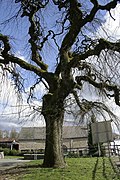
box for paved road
[0,159,30,171]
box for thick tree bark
[42,94,66,168]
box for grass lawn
[2,157,120,180]
[5,155,24,159]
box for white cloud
[0,83,46,130]
[0,54,46,130]
[97,4,120,40]
[96,4,120,125]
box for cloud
[97,4,120,40]
[96,4,120,111]
[0,118,20,131]
[0,85,46,130]
[0,53,46,130]
[0,78,46,129]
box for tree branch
[99,0,118,11]
[0,54,43,75]
[83,0,119,25]
[75,75,120,106]
[0,33,61,93]
[60,0,83,52]
[57,0,119,76]
[17,2,48,70]
[72,89,118,121]
[68,38,120,69]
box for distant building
[0,138,19,150]
[18,126,88,153]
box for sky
[0,1,120,134]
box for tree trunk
[42,94,66,168]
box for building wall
[19,140,45,151]
[19,138,88,151]
[63,138,88,150]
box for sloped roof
[63,126,88,139]
[0,138,15,143]
[19,126,88,140]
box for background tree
[10,128,19,139]
[3,130,9,139]
[0,0,120,168]
[0,129,3,139]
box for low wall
[24,154,44,160]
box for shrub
[67,152,79,158]
[0,148,20,156]
[0,148,3,152]
[2,148,10,155]
[9,149,19,156]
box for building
[0,138,19,150]
[18,126,88,153]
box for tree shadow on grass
[92,157,109,180]
[102,157,109,180]
[92,157,120,180]
[108,157,120,180]
[0,163,42,176]
[92,157,99,180]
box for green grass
[5,155,24,159]
[15,157,119,180]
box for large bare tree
[0,0,120,167]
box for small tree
[0,129,3,139]
[10,128,18,139]
[0,1,120,168]
[3,130,9,139]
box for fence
[65,144,120,158]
